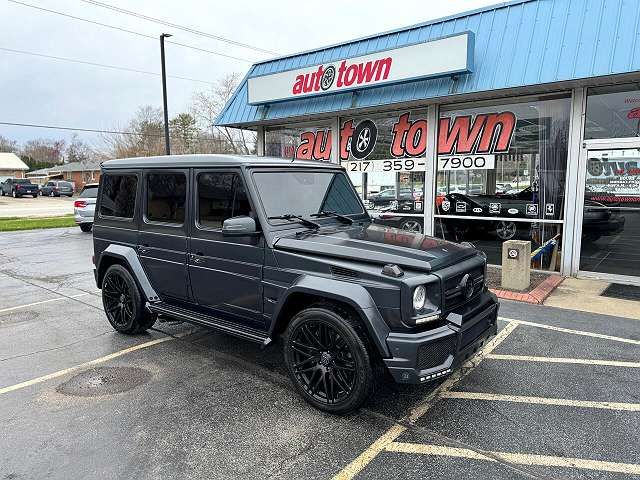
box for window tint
[99,174,137,218]
[79,186,98,198]
[146,173,186,224]
[198,172,252,229]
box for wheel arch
[96,245,159,302]
[269,275,391,357]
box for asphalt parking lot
[1,227,639,479]
[0,194,75,218]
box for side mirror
[222,216,258,236]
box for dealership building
[217,0,640,285]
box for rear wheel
[79,223,92,232]
[283,306,374,414]
[101,264,156,334]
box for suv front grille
[443,266,484,311]
[416,335,457,370]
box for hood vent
[330,265,359,279]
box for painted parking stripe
[0,335,177,395]
[441,391,640,412]
[487,353,640,368]
[0,293,91,314]
[385,442,640,475]
[332,321,519,480]
[499,317,640,345]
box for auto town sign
[247,32,474,104]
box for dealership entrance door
[575,140,640,285]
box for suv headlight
[412,285,426,311]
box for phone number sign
[342,158,428,173]
[438,154,495,171]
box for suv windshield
[254,171,363,224]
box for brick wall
[0,170,25,179]
[63,170,101,191]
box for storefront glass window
[434,95,571,270]
[264,124,332,161]
[342,110,429,234]
[585,83,640,139]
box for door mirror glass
[222,216,257,236]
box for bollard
[501,240,531,291]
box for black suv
[93,155,498,413]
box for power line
[5,0,253,63]
[0,47,214,84]
[0,121,253,144]
[77,0,278,55]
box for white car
[74,183,98,232]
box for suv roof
[101,154,339,170]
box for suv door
[188,169,264,326]
[138,169,190,301]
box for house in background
[26,159,102,191]
[0,153,29,182]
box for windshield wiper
[311,210,353,224]
[268,214,320,229]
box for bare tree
[21,138,66,164]
[102,106,165,159]
[191,73,256,155]
[0,135,17,153]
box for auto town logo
[289,111,517,161]
[292,57,393,96]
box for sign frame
[247,32,474,105]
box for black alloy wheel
[400,218,423,234]
[284,307,373,414]
[101,264,155,334]
[495,220,517,240]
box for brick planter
[490,275,564,304]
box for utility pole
[160,33,172,155]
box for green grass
[0,215,76,232]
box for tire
[49,191,54,197]
[101,264,156,334]
[495,221,517,240]
[350,120,377,160]
[283,306,374,414]
[79,223,92,232]
[12,190,17,198]
[32,194,38,198]
[38,190,42,196]
[399,218,423,234]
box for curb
[490,275,564,304]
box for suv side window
[197,172,252,229]
[146,173,186,224]
[99,174,138,219]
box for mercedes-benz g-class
[93,155,498,413]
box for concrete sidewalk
[543,277,640,321]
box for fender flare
[269,275,391,357]
[97,245,159,302]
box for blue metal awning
[217,0,640,127]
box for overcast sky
[0,0,502,149]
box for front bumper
[383,291,498,384]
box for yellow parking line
[0,335,175,395]
[487,353,640,368]
[332,321,519,480]
[386,442,640,475]
[0,293,91,314]
[498,317,640,345]
[441,391,640,412]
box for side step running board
[148,302,271,346]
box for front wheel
[284,306,374,414]
[101,264,156,334]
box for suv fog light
[413,285,426,311]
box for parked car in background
[40,180,74,197]
[74,183,99,232]
[1,178,38,198]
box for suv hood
[273,223,477,272]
